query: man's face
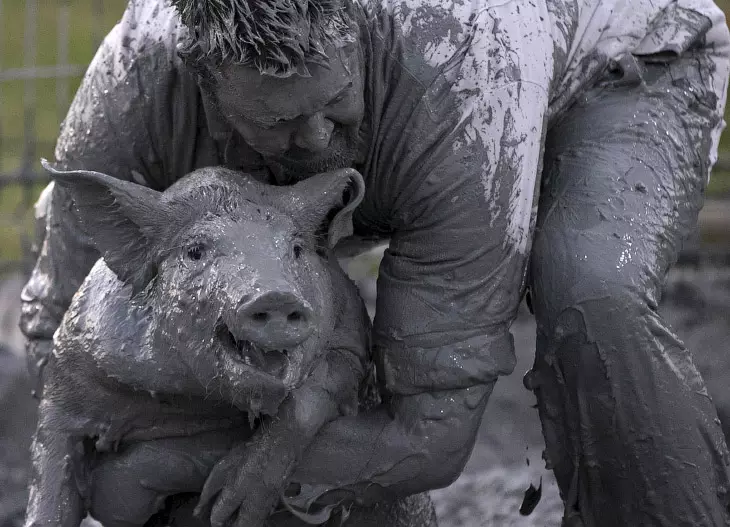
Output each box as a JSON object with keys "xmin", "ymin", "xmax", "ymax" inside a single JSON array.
[{"xmin": 211, "ymin": 44, "xmax": 365, "ymax": 178}]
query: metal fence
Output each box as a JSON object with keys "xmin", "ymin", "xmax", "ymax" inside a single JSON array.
[{"xmin": 0, "ymin": 0, "xmax": 125, "ymax": 276}]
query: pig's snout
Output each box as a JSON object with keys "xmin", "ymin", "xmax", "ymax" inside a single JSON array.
[{"xmin": 236, "ymin": 291, "xmax": 315, "ymax": 350}]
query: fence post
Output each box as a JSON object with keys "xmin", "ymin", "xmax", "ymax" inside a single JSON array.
[
  {"xmin": 21, "ymin": 0, "xmax": 39, "ymax": 275},
  {"xmin": 0, "ymin": 0, "xmax": 4, "ymax": 182},
  {"xmin": 57, "ymin": 1, "xmax": 71, "ymax": 124}
]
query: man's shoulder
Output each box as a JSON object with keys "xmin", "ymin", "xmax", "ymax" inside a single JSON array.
[
  {"xmin": 118, "ymin": 0, "xmax": 185, "ymax": 56},
  {"xmin": 56, "ymin": 0, "xmax": 207, "ymax": 187},
  {"xmin": 94, "ymin": 0, "xmax": 186, "ymax": 87}
]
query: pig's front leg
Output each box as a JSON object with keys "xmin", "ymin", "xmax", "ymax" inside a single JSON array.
[
  {"xmin": 195, "ymin": 351, "xmax": 362, "ymax": 527},
  {"xmin": 25, "ymin": 404, "xmax": 86, "ymax": 527}
]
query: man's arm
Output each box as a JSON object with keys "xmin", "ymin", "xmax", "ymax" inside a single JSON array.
[
  {"xmin": 20, "ymin": 0, "xmax": 197, "ymax": 383},
  {"xmin": 289, "ymin": 384, "xmax": 493, "ymax": 504},
  {"xmin": 287, "ymin": 136, "xmax": 529, "ymax": 500},
  {"xmin": 288, "ymin": 0, "xmax": 555, "ymax": 503}
]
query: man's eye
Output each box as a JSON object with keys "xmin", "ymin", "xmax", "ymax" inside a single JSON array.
[{"xmin": 187, "ymin": 244, "xmax": 206, "ymax": 261}]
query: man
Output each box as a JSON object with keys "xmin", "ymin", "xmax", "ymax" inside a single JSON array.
[{"xmin": 19, "ymin": 0, "xmax": 730, "ymax": 525}]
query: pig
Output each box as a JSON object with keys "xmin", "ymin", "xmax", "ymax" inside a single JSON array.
[{"xmin": 25, "ymin": 161, "xmax": 437, "ymax": 527}]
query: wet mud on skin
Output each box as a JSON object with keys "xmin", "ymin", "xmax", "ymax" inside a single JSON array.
[{"xmin": 1, "ymin": 260, "xmax": 724, "ymax": 527}]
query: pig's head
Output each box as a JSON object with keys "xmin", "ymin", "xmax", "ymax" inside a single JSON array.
[{"xmin": 42, "ymin": 160, "xmax": 365, "ymax": 417}]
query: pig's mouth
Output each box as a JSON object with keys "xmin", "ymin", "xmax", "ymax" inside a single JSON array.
[{"xmin": 215, "ymin": 322, "xmax": 289, "ymax": 378}]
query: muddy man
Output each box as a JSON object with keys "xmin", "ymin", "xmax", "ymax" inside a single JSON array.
[{"xmin": 19, "ymin": 0, "xmax": 730, "ymax": 525}]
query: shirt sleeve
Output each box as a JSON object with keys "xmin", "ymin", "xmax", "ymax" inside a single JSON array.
[
  {"xmin": 355, "ymin": 0, "xmax": 554, "ymax": 395},
  {"xmin": 20, "ymin": 0, "xmax": 197, "ymax": 341}
]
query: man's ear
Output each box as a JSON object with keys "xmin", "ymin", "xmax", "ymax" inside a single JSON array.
[
  {"xmin": 289, "ymin": 168, "xmax": 366, "ymax": 248},
  {"xmin": 42, "ymin": 159, "xmax": 168, "ymax": 294}
]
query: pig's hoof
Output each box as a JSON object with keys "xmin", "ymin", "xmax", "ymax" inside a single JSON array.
[{"xmin": 196, "ymin": 444, "xmax": 287, "ymax": 527}]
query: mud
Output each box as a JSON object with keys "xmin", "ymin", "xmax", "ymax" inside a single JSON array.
[
  {"xmin": 16, "ymin": 1, "xmax": 730, "ymax": 522},
  {"xmin": 2, "ymin": 255, "xmax": 730, "ymax": 526}
]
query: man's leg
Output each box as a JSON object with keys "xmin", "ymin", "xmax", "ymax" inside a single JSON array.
[{"xmin": 528, "ymin": 50, "xmax": 730, "ymax": 526}]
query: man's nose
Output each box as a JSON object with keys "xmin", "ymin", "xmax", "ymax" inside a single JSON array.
[{"xmin": 293, "ymin": 112, "xmax": 334, "ymax": 152}]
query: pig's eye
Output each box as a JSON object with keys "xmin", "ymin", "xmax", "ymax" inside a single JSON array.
[
  {"xmin": 187, "ymin": 244, "xmax": 206, "ymax": 261},
  {"xmin": 293, "ymin": 244, "xmax": 303, "ymax": 259}
]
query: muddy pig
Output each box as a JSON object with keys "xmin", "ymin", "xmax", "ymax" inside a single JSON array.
[{"xmin": 25, "ymin": 162, "xmax": 428, "ymax": 527}]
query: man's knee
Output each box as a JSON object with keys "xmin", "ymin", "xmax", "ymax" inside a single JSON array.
[
  {"xmin": 528, "ymin": 232, "xmax": 666, "ymax": 416},
  {"xmin": 531, "ymin": 233, "xmax": 648, "ymax": 332}
]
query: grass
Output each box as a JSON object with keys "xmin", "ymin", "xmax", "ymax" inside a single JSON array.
[
  {"xmin": 0, "ymin": 0, "xmax": 127, "ymax": 268},
  {"xmin": 710, "ymin": 170, "xmax": 730, "ymax": 195},
  {"xmin": 0, "ymin": 0, "xmax": 127, "ymax": 172},
  {"xmin": 0, "ymin": 182, "xmax": 46, "ymax": 267},
  {"xmin": 2, "ymin": 0, "xmax": 730, "ymax": 268}
]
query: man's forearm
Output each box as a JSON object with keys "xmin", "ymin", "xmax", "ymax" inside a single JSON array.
[{"xmin": 290, "ymin": 382, "xmax": 494, "ymax": 504}]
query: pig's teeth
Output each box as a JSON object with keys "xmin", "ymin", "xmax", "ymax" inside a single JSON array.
[
  {"xmin": 249, "ymin": 345, "xmax": 266, "ymax": 367},
  {"xmin": 235, "ymin": 338, "xmax": 251, "ymax": 356}
]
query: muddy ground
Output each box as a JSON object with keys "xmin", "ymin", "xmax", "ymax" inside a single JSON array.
[{"xmin": 1, "ymin": 258, "xmax": 729, "ymax": 527}]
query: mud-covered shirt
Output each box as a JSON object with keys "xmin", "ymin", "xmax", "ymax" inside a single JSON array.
[{"xmin": 22, "ymin": 0, "xmax": 730, "ymax": 395}]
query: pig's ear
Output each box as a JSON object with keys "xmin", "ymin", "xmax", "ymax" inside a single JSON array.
[
  {"xmin": 41, "ymin": 159, "xmax": 166, "ymax": 294},
  {"xmin": 291, "ymin": 168, "xmax": 366, "ymax": 248}
]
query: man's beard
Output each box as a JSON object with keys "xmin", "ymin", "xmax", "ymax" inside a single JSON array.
[{"xmin": 265, "ymin": 125, "xmax": 360, "ymax": 183}]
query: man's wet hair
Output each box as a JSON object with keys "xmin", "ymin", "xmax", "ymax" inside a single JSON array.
[{"xmin": 172, "ymin": 0, "xmax": 356, "ymax": 78}]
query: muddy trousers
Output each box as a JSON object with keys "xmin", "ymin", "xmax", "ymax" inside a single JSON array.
[{"xmin": 526, "ymin": 51, "xmax": 730, "ymax": 526}]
